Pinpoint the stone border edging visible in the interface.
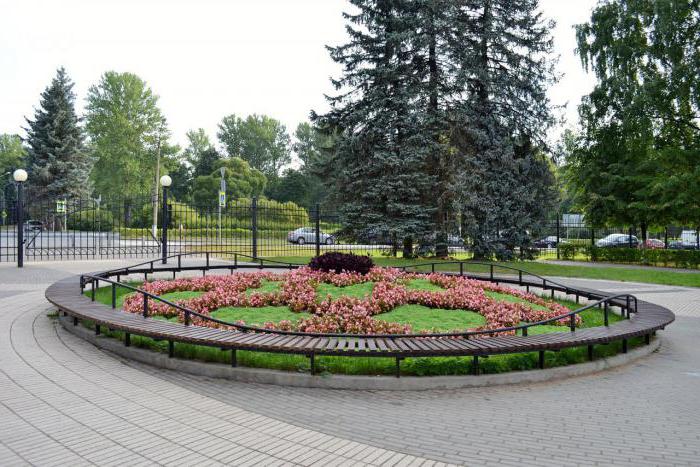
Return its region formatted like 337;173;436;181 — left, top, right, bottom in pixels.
59;315;661;391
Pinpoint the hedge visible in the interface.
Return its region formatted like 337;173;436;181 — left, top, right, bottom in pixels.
557;245;700;268
67;209;114;232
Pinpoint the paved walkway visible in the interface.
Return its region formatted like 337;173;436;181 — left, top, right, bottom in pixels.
1;260;699;466
543;259;700;274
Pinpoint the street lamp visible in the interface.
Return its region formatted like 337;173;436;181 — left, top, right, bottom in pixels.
160;175;172;264
13;169;28;268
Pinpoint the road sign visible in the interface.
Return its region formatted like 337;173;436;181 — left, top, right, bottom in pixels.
219;191;226;207
56;199;66;213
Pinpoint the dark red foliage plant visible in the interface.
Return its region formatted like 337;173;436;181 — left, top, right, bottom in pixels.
308;252;374;275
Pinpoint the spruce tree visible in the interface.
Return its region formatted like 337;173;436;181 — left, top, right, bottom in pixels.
452;0;558;257
25;67;92;203
316;0;437;253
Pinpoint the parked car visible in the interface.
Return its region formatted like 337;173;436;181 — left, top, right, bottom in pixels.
680;230;698;245
668;240;698;250
643;238;665;249
287;227;334;245
23;220;43;233
595;234;639;248
533;236;565;248
356;227;392;245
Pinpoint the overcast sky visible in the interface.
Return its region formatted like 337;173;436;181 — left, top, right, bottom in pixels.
0;0;597;151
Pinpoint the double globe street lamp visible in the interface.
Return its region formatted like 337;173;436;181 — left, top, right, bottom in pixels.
13;169;28;268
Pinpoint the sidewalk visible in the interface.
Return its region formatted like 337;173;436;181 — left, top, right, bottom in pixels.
542;259;700;274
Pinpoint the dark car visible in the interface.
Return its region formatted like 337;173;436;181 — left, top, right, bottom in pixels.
356;227;392;245
533;235;564;248
668;240;698;250
23;220;43;233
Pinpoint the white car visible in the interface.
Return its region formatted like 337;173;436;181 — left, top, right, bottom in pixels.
287;227;334;245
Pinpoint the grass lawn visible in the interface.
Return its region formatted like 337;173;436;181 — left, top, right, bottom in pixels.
246;280;281;295
270;256;700;287
316;281;374;300
374;304;487;331
211;306;310;325
83;274;633;376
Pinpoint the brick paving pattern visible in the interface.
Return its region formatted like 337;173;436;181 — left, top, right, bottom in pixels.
1;260;699;466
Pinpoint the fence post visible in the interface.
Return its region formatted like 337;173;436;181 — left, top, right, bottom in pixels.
314;203;321;258
628;227;633;249
556;216;560;260
16;181;24;268
161;184;169;264
696;227;699;250
664;227;668;249
251;197;258;259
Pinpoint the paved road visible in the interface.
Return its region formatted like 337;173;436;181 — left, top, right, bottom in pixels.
1;260;699;466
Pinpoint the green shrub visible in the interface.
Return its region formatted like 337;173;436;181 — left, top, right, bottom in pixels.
558;243;579;260
67;209;114;232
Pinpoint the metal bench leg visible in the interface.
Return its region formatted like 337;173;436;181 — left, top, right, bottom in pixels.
73;317;78;326
395;357;401;378
622;339;628;353
231;349;237;367
95;324;100;336
538;351;545;369
168;340;174;358
309;354;315;375
124;333;131;347
472;356;479;375
645;334;651;345
587;345;594;361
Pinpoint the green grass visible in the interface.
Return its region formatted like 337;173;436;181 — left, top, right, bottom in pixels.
271;256;700;287
85;280;635;376
316;282;374;300
403;278;444;292
211;306;310;325
374;304;486;331
160;291;203;302
246;280;281;295
85;281;142;308
485;291;549;311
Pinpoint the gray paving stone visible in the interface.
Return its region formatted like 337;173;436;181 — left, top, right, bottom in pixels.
1;260;699;466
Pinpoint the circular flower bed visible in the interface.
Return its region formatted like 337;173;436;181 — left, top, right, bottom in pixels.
122;267;579;336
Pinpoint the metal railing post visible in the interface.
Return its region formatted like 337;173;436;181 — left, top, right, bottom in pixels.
556;216;560;260
251;197;258;259
314;203;321;258
604;301;609;326
111;283;116;309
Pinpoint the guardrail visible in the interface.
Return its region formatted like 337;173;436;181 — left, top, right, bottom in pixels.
42;251;674;377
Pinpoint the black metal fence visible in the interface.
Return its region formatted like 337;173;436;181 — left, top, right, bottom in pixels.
1;190;699;265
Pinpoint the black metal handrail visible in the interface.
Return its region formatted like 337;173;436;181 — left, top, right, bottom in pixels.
81;253;638;340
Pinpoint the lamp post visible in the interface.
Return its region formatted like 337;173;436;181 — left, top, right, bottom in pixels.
13;169;28;268
160;175;172;264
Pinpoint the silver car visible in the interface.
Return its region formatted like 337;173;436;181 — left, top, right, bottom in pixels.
287;227;334;245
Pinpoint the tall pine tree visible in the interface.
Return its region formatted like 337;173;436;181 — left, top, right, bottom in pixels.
452;0;558;258
25;67;92;203
316;0;438;253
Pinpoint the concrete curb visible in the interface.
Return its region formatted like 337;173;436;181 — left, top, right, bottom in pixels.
59;315;661;391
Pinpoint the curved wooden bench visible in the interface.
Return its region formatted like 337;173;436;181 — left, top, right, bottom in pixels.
45;263;675;377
